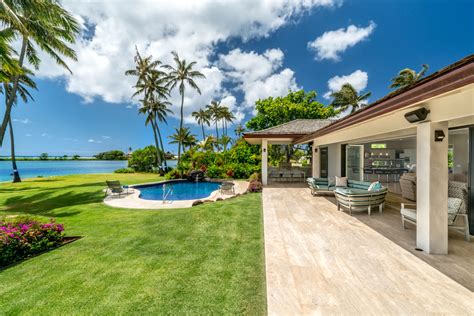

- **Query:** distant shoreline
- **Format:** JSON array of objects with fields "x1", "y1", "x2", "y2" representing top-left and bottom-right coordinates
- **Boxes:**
[{"x1": 0, "y1": 157, "x2": 127, "y2": 161}]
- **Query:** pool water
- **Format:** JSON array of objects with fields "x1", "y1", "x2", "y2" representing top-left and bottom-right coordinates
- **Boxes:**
[{"x1": 136, "y1": 181, "x2": 221, "y2": 201}]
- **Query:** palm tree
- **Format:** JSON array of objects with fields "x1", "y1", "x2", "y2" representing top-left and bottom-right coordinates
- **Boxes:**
[
  {"x1": 1, "y1": 66, "x2": 37, "y2": 182},
  {"x1": 169, "y1": 127, "x2": 196, "y2": 154},
  {"x1": 126, "y1": 48, "x2": 171, "y2": 170},
  {"x1": 192, "y1": 108, "x2": 211, "y2": 140},
  {"x1": 0, "y1": 0, "x2": 80, "y2": 147},
  {"x1": 234, "y1": 124, "x2": 245, "y2": 138},
  {"x1": 206, "y1": 100, "x2": 222, "y2": 150},
  {"x1": 220, "y1": 106, "x2": 236, "y2": 136},
  {"x1": 220, "y1": 135, "x2": 232, "y2": 153},
  {"x1": 390, "y1": 64, "x2": 429, "y2": 89},
  {"x1": 198, "y1": 136, "x2": 215, "y2": 151},
  {"x1": 163, "y1": 51, "x2": 205, "y2": 164},
  {"x1": 330, "y1": 83, "x2": 371, "y2": 114}
]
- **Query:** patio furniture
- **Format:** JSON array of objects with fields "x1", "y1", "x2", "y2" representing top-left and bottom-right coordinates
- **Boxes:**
[
  {"x1": 399, "y1": 173, "x2": 416, "y2": 201},
  {"x1": 220, "y1": 181, "x2": 235, "y2": 195},
  {"x1": 400, "y1": 181, "x2": 470, "y2": 241},
  {"x1": 270, "y1": 169, "x2": 306, "y2": 183},
  {"x1": 334, "y1": 181, "x2": 388, "y2": 216},
  {"x1": 307, "y1": 177, "x2": 335, "y2": 195},
  {"x1": 105, "y1": 180, "x2": 134, "y2": 197}
]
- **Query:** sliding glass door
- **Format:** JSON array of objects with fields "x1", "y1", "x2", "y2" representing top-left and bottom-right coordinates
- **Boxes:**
[{"x1": 346, "y1": 145, "x2": 364, "y2": 181}]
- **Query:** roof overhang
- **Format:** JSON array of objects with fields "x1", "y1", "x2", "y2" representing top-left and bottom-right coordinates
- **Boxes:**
[
  {"x1": 243, "y1": 134, "x2": 306, "y2": 145},
  {"x1": 296, "y1": 55, "x2": 474, "y2": 144}
]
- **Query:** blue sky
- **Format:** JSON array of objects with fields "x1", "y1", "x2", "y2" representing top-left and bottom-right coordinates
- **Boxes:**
[{"x1": 3, "y1": 0, "x2": 473, "y2": 156}]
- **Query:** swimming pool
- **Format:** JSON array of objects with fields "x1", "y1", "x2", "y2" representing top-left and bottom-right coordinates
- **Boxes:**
[{"x1": 135, "y1": 180, "x2": 222, "y2": 201}]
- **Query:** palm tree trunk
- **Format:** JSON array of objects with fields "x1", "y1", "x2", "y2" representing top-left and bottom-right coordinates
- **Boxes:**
[
  {"x1": 8, "y1": 117, "x2": 20, "y2": 183},
  {"x1": 201, "y1": 123, "x2": 205, "y2": 140},
  {"x1": 215, "y1": 121, "x2": 219, "y2": 151},
  {"x1": 155, "y1": 121, "x2": 167, "y2": 170},
  {"x1": 177, "y1": 84, "x2": 184, "y2": 166},
  {"x1": 150, "y1": 119, "x2": 162, "y2": 168},
  {"x1": 0, "y1": 36, "x2": 27, "y2": 147}
]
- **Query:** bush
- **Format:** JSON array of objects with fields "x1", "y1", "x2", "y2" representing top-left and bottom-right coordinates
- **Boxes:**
[
  {"x1": 165, "y1": 169, "x2": 181, "y2": 180},
  {"x1": 94, "y1": 150, "x2": 127, "y2": 160},
  {"x1": 0, "y1": 218, "x2": 65, "y2": 267},
  {"x1": 114, "y1": 167, "x2": 135, "y2": 174},
  {"x1": 249, "y1": 172, "x2": 261, "y2": 181},
  {"x1": 128, "y1": 146, "x2": 161, "y2": 172},
  {"x1": 247, "y1": 180, "x2": 263, "y2": 193},
  {"x1": 206, "y1": 165, "x2": 224, "y2": 178}
]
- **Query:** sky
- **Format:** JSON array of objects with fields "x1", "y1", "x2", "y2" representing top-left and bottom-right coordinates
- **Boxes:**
[{"x1": 3, "y1": 0, "x2": 473, "y2": 156}]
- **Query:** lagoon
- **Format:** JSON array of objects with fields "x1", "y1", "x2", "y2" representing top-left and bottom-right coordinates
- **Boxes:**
[{"x1": 0, "y1": 160, "x2": 177, "y2": 182}]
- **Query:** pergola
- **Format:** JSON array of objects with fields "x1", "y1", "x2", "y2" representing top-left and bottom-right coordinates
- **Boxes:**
[{"x1": 243, "y1": 119, "x2": 333, "y2": 185}]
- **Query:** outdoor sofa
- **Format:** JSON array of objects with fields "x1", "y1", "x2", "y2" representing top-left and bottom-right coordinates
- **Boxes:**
[
  {"x1": 307, "y1": 177, "x2": 388, "y2": 215},
  {"x1": 401, "y1": 181, "x2": 470, "y2": 241},
  {"x1": 269, "y1": 169, "x2": 306, "y2": 183}
]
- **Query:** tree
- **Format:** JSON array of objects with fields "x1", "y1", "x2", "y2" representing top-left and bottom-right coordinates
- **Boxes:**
[
  {"x1": 220, "y1": 106, "x2": 236, "y2": 136},
  {"x1": 206, "y1": 100, "x2": 223, "y2": 149},
  {"x1": 1, "y1": 65, "x2": 37, "y2": 182},
  {"x1": 94, "y1": 150, "x2": 127, "y2": 160},
  {"x1": 163, "y1": 51, "x2": 205, "y2": 165},
  {"x1": 330, "y1": 83, "x2": 371, "y2": 115},
  {"x1": 192, "y1": 108, "x2": 211, "y2": 140},
  {"x1": 246, "y1": 90, "x2": 338, "y2": 131},
  {"x1": 220, "y1": 135, "x2": 232, "y2": 153},
  {"x1": 234, "y1": 124, "x2": 245, "y2": 138},
  {"x1": 0, "y1": 0, "x2": 80, "y2": 147},
  {"x1": 128, "y1": 146, "x2": 161, "y2": 172},
  {"x1": 169, "y1": 127, "x2": 196, "y2": 153},
  {"x1": 390, "y1": 64, "x2": 429, "y2": 89},
  {"x1": 198, "y1": 136, "x2": 215, "y2": 151},
  {"x1": 126, "y1": 48, "x2": 171, "y2": 170},
  {"x1": 72, "y1": 155, "x2": 80, "y2": 160},
  {"x1": 39, "y1": 153, "x2": 48, "y2": 160}
]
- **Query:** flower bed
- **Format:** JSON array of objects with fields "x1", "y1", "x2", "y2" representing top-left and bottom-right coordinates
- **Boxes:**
[{"x1": 1, "y1": 218, "x2": 65, "y2": 268}]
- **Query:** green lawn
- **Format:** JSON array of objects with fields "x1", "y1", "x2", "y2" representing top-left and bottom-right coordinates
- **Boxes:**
[{"x1": 0, "y1": 174, "x2": 266, "y2": 314}]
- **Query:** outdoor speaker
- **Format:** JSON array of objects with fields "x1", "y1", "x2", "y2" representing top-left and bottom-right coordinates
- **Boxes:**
[{"x1": 404, "y1": 107, "x2": 430, "y2": 123}]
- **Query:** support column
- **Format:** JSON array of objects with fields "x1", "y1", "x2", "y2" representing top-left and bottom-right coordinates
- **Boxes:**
[
  {"x1": 262, "y1": 139, "x2": 268, "y2": 185},
  {"x1": 312, "y1": 143, "x2": 320, "y2": 178},
  {"x1": 416, "y1": 121, "x2": 448, "y2": 254}
]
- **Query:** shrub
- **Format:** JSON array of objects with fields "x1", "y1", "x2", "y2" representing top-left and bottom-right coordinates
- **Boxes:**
[
  {"x1": 247, "y1": 179, "x2": 263, "y2": 193},
  {"x1": 128, "y1": 146, "x2": 160, "y2": 172},
  {"x1": 0, "y1": 218, "x2": 65, "y2": 267},
  {"x1": 206, "y1": 165, "x2": 224, "y2": 178},
  {"x1": 114, "y1": 167, "x2": 135, "y2": 174},
  {"x1": 249, "y1": 172, "x2": 261, "y2": 181},
  {"x1": 94, "y1": 150, "x2": 127, "y2": 160},
  {"x1": 165, "y1": 169, "x2": 181, "y2": 180}
]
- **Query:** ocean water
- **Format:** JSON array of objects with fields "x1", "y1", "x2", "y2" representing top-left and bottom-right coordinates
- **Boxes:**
[{"x1": 0, "y1": 160, "x2": 177, "y2": 182}]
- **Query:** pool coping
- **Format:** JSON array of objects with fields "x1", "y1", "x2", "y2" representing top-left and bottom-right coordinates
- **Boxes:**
[{"x1": 103, "y1": 179, "x2": 249, "y2": 209}]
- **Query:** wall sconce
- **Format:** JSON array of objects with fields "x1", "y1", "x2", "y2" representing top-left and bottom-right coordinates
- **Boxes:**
[
  {"x1": 314, "y1": 148, "x2": 318, "y2": 153},
  {"x1": 263, "y1": 148, "x2": 266, "y2": 153},
  {"x1": 434, "y1": 130, "x2": 445, "y2": 142}
]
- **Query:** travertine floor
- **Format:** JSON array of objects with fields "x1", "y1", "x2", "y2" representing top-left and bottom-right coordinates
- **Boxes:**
[{"x1": 263, "y1": 185, "x2": 474, "y2": 315}]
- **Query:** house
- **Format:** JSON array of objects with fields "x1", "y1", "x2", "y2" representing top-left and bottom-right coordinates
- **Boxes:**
[{"x1": 244, "y1": 54, "x2": 474, "y2": 255}]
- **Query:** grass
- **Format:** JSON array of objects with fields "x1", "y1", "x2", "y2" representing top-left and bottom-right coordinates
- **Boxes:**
[{"x1": 0, "y1": 173, "x2": 266, "y2": 314}]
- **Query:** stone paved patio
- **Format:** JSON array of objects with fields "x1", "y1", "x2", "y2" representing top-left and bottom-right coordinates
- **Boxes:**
[{"x1": 263, "y1": 185, "x2": 474, "y2": 315}]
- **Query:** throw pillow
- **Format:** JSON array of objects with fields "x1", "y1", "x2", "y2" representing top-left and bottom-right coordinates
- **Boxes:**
[
  {"x1": 335, "y1": 176, "x2": 348, "y2": 187},
  {"x1": 368, "y1": 181, "x2": 382, "y2": 192},
  {"x1": 328, "y1": 177, "x2": 336, "y2": 186}
]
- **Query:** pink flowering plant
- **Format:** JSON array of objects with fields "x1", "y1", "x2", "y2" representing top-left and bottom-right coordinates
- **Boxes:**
[{"x1": 1, "y1": 217, "x2": 64, "y2": 267}]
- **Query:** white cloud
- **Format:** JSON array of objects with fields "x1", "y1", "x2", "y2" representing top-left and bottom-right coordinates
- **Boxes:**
[
  {"x1": 12, "y1": 118, "x2": 30, "y2": 124},
  {"x1": 88, "y1": 139, "x2": 102, "y2": 143},
  {"x1": 31, "y1": 0, "x2": 339, "y2": 120},
  {"x1": 219, "y1": 48, "x2": 299, "y2": 109},
  {"x1": 41, "y1": 133, "x2": 48, "y2": 137},
  {"x1": 308, "y1": 21, "x2": 376, "y2": 61},
  {"x1": 101, "y1": 136, "x2": 111, "y2": 139},
  {"x1": 323, "y1": 70, "x2": 368, "y2": 99},
  {"x1": 25, "y1": 133, "x2": 32, "y2": 137}
]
